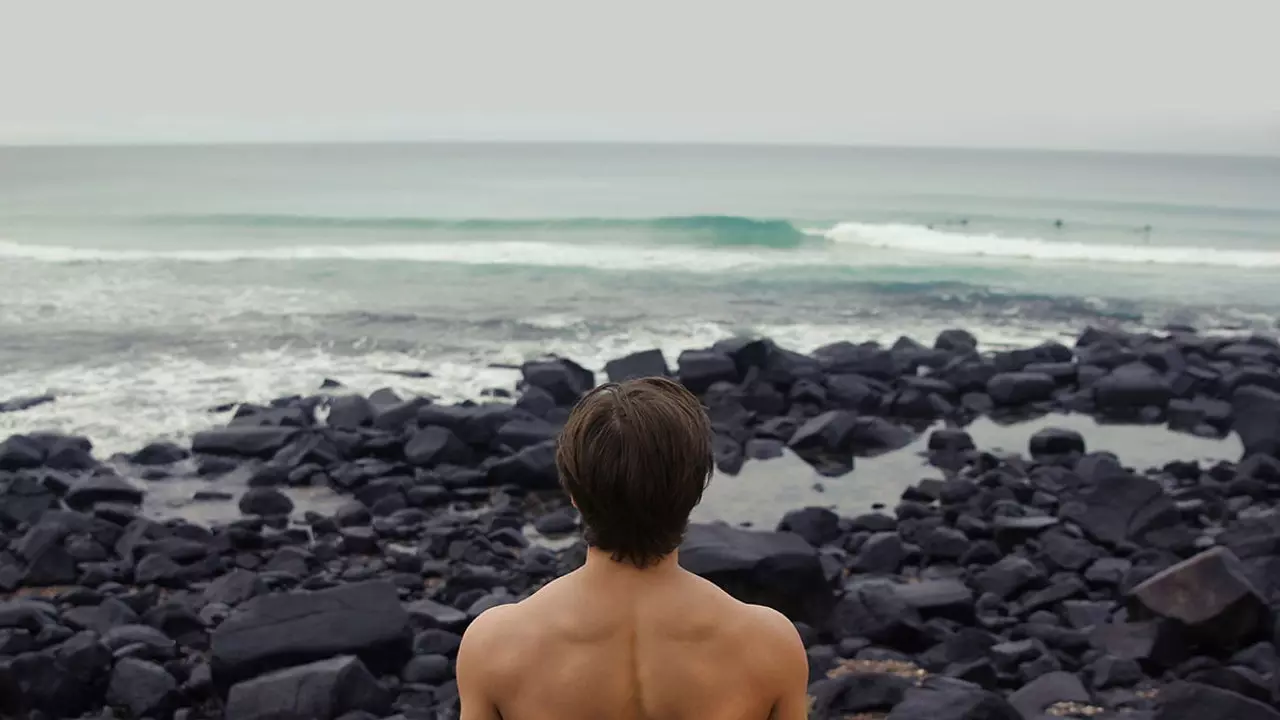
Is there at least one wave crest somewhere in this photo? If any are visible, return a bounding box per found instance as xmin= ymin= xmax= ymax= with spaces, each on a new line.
xmin=823 ymin=222 xmax=1280 ymax=268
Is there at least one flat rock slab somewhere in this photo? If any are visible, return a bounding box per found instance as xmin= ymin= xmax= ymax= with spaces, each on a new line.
xmin=210 ymin=579 xmax=411 ymax=688
xmin=225 ymin=655 xmax=390 ymax=720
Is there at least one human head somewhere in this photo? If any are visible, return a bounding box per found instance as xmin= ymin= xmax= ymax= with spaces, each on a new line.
xmin=556 ymin=377 xmax=713 ymax=568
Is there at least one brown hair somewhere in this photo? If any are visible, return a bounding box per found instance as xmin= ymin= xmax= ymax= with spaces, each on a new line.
xmin=556 ymin=377 xmax=714 ymax=568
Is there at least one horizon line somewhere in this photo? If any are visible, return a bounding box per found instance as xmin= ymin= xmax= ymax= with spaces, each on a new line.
xmin=1 ymin=137 xmax=1277 ymax=161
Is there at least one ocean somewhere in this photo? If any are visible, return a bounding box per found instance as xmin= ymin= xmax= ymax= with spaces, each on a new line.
xmin=2 ymin=143 xmax=1278 ymax=456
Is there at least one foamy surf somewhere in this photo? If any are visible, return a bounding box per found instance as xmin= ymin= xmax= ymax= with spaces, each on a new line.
xmin=822 ymin=222 xmax=1280 ymax=269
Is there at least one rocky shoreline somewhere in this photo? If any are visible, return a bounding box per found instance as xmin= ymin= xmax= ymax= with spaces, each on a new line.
xmin=3 ymin=326 xmax=1280 ymax=719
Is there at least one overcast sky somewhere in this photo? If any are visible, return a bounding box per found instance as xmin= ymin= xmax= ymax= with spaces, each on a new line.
xmin=1 ymin=0 xmax=1277 ymax=154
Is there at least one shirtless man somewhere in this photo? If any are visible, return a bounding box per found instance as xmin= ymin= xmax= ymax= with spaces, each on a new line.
xmin=457 ymin=377 xmax=810 ymax=720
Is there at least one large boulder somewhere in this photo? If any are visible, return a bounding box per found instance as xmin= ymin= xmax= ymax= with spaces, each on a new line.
xmin=986 ymin=372 xmax=1056 ymax=406
xmin=485 ymin=439 xmax=559 ymax=490
xmin=676 ymin=350 xmax=739 ymax=394
xmin=404 ymin=426 xmax=473 ymax=467
xmin=1233 ymin=385 xmax=1280 ymax=459
xmin=1094 ymin=362 xmax=1175 ymax=412
xmin=210 ymin=580 xmax=411 ymax=687
xmin=1154 ymin=681 xmax=1280 ymax=720
xmin=0 ymin=435 xmax=44 ymax=470
xmin=191 ymin=426 xmax=299 ymax=459
xmin=679 ymin=523 xmax=831 ymax=625
xmin=63 ymin=474 xmax=144 ymax=510
xmin=789 ymin=411 xmax=912 ymax=455
xmin=521 ymin=358 xmax=595 ymax=406
xmin=1061 ymin=472 xmax=1180 ymax=546
xmin=224 ymin=655 xmax=391 ymax=720
xmin=604 ymin=349 xmax=669 ymax=382
xmin=1127 ymin=547 xmax=1269 ymax=653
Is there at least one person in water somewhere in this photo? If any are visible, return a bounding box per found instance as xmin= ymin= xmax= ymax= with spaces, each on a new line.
xmin=457 ymin=377 xmax=810 ymax=719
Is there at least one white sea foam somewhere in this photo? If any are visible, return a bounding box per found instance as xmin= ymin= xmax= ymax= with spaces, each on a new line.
xmin=0 ymin=316 xmax=1075 ymax=457
xmin=822 ymin=222 xmax=1280 ymax=268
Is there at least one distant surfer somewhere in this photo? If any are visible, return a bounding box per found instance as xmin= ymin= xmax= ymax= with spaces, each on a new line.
xmin=1142 ymin=224 xmax=1153 ymax=243
xmin=1053 ymin=219 xmax=1064 ymax=229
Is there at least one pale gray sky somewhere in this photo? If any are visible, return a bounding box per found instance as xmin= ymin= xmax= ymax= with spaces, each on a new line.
xmin=1 ymin=0 xmax=1278 ymax=153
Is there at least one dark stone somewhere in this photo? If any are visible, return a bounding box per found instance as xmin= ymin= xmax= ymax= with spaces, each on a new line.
xmin=404 ymin=426 xmax=473 ymax=467
xmin=929 ymin=428 xmax=975 ymax=453
xmin=987 ymin=372 xmax=1056 ymax=405
xmin=1095 ymin=363 xmax=1175 ymax=411
xmin=809 ymin=671 xmax=911 ymax=716
xmin=777 ymin=507 xmax=841 ymax=547
xmin=533 ymin=508 xmax=577 ymax=535
xmin=886 ymin=676 xmax=1021 ymax=720
xmin=921 ymin=526 xmax=969 ymax=561
xmin=829 ymin=582 xmax=926 ymax=651
xmin=1233 ymin=385 xmax=1280 ymax=459
xmin=0 ymin=474 xmax=58 ymax=527
xmin=210 ymin=579 xmax=412 ymax=687
xmin=238 ymin=487 xmax=294 ymax=517
xmin=404 ymin=598 xmax=469 ymax=633
xmin=1039 ymin=529 xmax=1101 ymax=572
xmin=972 ymin=556 xmax=1044 ymax=600
xmin=485 ymin=440 xmax=558 ymax=490
xmin=521 ymin=358 xmax=595 ymax=406
xmin=0 ymin=435 xmax=44 ymax=470
xmin=1153 ymin=681 xmax=1280 ymax=720
xmin=191 ymin=426 xmax=299 ymax=458
xmin=327 ymin=395 xmax=375 ymax=429
xmin=1008 ymin=671 xmax=1091 ymax=719
xmin=106 ymin=657 xmax=177 ymax=718
xmin=852 ymin=532 xmax=907 ymax=575
xmin=402 ymin=654 xmax=452 ymax=684
xmin=1087 ymin=654 xmax=1144 ymax=689
xmin=0 ymin=394 xmax=55 ymax=413
xmin=893 ymin=579 xmax=974 ymax=622
xmin=604 ymin=349 xmax=669 ymax=382
xmin=494 ymin=418 xmax=558 ymax=452
xmin=744 ymin=437 xmax=786 ymax=460
xmin=1029 ymin=428 xmax=1086 ymax=457
xmin=225 ymin=655 xmax=391 ymax=720
xmin=680 ymin=523 xmax=831 ymax=625
xmin=64 ymin=474 xmax=144 ymax=510
xmin=204 ymin=568 xmax=266 ymax=606
xmin=130 ymin=442 xmax=190 ymax=466
xmin=1128 ymin=547 xmax=1269 ymax=654
xmin=1062 ymin=472 xmax=1180 ymax=546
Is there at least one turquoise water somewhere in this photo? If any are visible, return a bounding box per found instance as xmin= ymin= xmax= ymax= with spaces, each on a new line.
xmin=1 ymin=143 xmax=1278 ymax=453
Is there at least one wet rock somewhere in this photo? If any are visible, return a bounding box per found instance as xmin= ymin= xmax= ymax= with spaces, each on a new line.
xmin=1008 ymin=670 xmax=1091 ymax=719
xmin=192 ymin=426 xmax=299 ymax=459
xmin=1233 ymin=385 xmax=1280 ymax=459
xmin=852 ymin=532 xmax=907 ymax=574
xmin=130 ymin=441 xmax=190 ymax=466
xmin=225 ymin=655 xmax=391 ymax=720
xmin=404 ymin=426 xmax=473 ymax=467
xmin=1154 ymin=680 xmax=1280 ymax=720
xmin=64 ymin=474 xmax=144 ymax=510
xmin=210 ymin=579 xmax=412 ymax=687
xmin=604 ymin=349 xmax=669 ymax=382
xmin=106 ymin=657 xmax=177 ymax=718
xmin=485 ymin=440 xmax=558 ymax=490
xmin=680 ymin=523 xmax=830 ymax=625
xmin=521 ymin=358 xmax=595 ymax=406
xmin=1062 ymin=472 xmax=1179 ymax=546
xmin=1128 ymin=547 xmax=1269 ymax=653
xmin=0 ymin=435 xmax=44 ymax=470
xmin=1029 ymin=427 xmax=1086 ymax=457
xmin=238 ymin=487 xmax=294 ymax=517
xmin=777 ymin=507 xmax=841 ymax=547
xmin=987 ymin=372 xmax=1056 ymax=406
xmin=1095 ymin=362 xmax=1175 ymax=412
xmin=886 ymin=676 xmax=1020 ymax=720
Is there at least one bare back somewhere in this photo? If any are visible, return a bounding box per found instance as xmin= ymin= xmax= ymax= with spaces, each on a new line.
xmin=457 ymin=556 xmax=809 ymax=720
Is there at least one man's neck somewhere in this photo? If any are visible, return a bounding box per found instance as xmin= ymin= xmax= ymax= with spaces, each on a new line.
xmin=581 ymin=546 xmax=683 ymax=578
